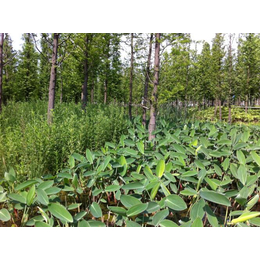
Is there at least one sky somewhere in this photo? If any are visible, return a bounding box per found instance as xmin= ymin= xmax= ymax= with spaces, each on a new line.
xmin=8 ymin=33 xmax=218 ymax=52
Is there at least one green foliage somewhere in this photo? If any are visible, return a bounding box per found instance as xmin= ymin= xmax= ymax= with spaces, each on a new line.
xmin=1 ymin=118 xmax=260 ymax=227
xmin=0 ymin=101 xmax=128 ymax=178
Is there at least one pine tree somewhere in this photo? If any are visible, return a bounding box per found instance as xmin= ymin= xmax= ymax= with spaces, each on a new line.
xmin=16 ymin=33 xmax=39 ymax=101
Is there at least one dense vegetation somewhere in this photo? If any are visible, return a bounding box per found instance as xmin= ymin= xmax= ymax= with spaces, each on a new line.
xmin=1 ymin=33 xmax=260 ymax=227
xmin=1 ymin=119 xmax=260 ymax=227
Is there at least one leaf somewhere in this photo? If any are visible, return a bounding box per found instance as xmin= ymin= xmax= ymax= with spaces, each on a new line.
xmin=152 ymin=209 xmax=169 ymax=226
xmin=48 ymin=203 xmax=73 ymax=223
xmin=200 ymin=190 xmax=231 ymax=207
xmin=74 ymin=211 xmax=87 ymax=222
xmin=120 ymin=195 xmax=141 ymax=208
xmin=160 ymin=183 xmax=171 ymax=196
xmin=86 ymin=149 xmax=93 ymax=164
xmin=37 ymin=181 xmax=54 ymax=191
xmin=0 ymin=208 xmax=11 ymax=222
xmin=126 ymin=203 xmax=148 ymax=217
xmin=8 ymin=193 xmax=26 ymax=204
xmin=237 ymin=165 xmax=247 ymax=185
xmin=108 ymin=206 xmax=127 ymax=216
xmin=68 ymin=203 xmax=82 ymax=210
xmin=122 ymin=182 xmax=144 ymax=190
xmin=45 ymin=187 xmax=61 ymax=195
xmin=137 ymin=141 xmax=144 ymax=154
xmin=180 ymin=188 xmax=197 ymax=196
xmin=15 ymin=180 xmax=38 ymax=191
xmin=146 ymin=202 xmax=160 ymax=213
xmin=191 ymin=217 xmax=203 ymax=227
xmin=159 ymin=219 xmax=178 ymax=227
xmin=105 ymin=185 xmax=121 ymax=192
xmin=190 ymin=199 xmax=205 ymax=221
xmin=251 ymin=151 xmax=260 ymax=167
xmin=35 ymin=221 xmax=51 ymax=227
xmin=165 ymin=194 xmax=187 ymax=211
xmin=36 ymin=188 xmax=49 ymax=206
xmin=156 ymin=159 xmax=165 ymax=178
xmin=78 ymin=220 xmax=105 ymax=227
xmin=143 ymin=165 xmax=154 ymax=180
xmin=237 ymin=150 xmax=246 ymax=165
xmin=150 ymin=182 xmax=160 ymax=200
xmin=26 ymin=185 xmax=35 ymax=206
xmin=231 ymin=211 xmax=260 ymax=224
xmin=90 ymin=202 xmax=102 ymax=218
xmin=124 ymin=148 xmax=138 ymax=156
xmin=204 ymin=204 xmax=219 ymax=227
xmin=68 ymin=155 xmax=75 ymax=168
xmin=125 ymin=220 xmax=141 ymax=227
xmin=246 ymin=194 xmax=259 ymax=211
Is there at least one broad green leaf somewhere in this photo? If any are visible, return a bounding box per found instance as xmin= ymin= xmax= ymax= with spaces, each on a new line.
xmin=137 ymin=141 xmax=144 ymax=154
xmin=161 ymin=183 xmax=171 ymax=196
xmin=180 ymin=188 xmax=197 ymax=196
xmin=8 ymin=193 xmax=26 ymax=204
xmin=152 ymin=209 xmax=169 ymax=226
xmin=191 ymin=217 xmax=203 ymax=227
xmin=86 ymin=149 xmax=93 ymax=164
xmin=78 ymin=220 xmax=105 ymax=227
xmin=150 ymin=182 xmax=160 ymax=200
xmin=67 ymin=203 xmax=82 ymax=210
xmin=36 ymin=188 xmax=49 ymax=206
xmin=105 ymin=185 xmax=121 ymax=192
xmin=124 ymin=148 xmax=138 ymax=156
xmin=74 ymin=211 xmax=87 ymax=221
xmin=204 ymin=204 xmax=219 ymax=227
xmin=37 ymin=181 xmax=54 ymax=191
xmin=156 ymin=159 xmax=165 ymax=178
xmin=143 ymin=165 xmax=154 ymax=180
xmin=15 ymin=180 xmax=38 ymax=191
xmin=237 ymin=165 xmax=247 ymax=185
xmin=120 ymin=195 xmax=141 ymax=208
xmin=237 ymin=150 xmax=246 ymax=165
xmin=165 ymin=194 xmax=187 ymax=211
xmin=35 ymin=221 xmax=51 ymax=227
xmin=125 ymin=220 xmax=141 ymax=227
xmin=251 ymin=151 xmax=260 ymax=167
xmin=122 ymin=182 xmax=144 ymax=190
xmin=26 ymin=185 xmax=35 ymax=206
xmin=249 ymin=217 xmax=260 ymax=227
xmin=45 ymin=187 xmax=61 ymax=195
xmin=231 ymin=211 xmax=260 ymax=224
xmin=200 ymin=190 xmax=231 ymax=207
xmin=126 ymin=203 xmax=148 ymax=217
xmin=146 ymin=202 xmax=160 ymax=213
xmin=0 ymin=208 xmax=11 ymax=222
xmin=68 ymin=156 xmax=75 ymax=168
xmin=190 ymin=199 xmax=205 ymax=221
xmin=108 ymin=206 xmax=127 ymax=216
xmin=246 ymin=194 xmax=259 ymax=211
xmin=48 ymin=203 xmax=73 ymax=223
xmin=182 ymin=170 xmax=198 ymax=177
xmin=159 ymin=219 xmax=178 ymax=227
xmin=90 ymin=202 xmax=102 ymax=218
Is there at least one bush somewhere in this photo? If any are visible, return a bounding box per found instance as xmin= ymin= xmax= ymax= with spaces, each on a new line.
xmin=0 ymin=101 xmax=128 ymax=178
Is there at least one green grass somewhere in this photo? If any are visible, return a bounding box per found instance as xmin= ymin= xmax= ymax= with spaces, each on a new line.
xmin=0 ymin=101 xmax=128 ymax=178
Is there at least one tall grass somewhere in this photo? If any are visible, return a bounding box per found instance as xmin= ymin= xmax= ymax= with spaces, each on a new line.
xmin=0 ymin=101 xmax=128 ymax=178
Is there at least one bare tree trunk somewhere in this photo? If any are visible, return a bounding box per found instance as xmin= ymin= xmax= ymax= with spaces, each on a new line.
xmin=0 ymin=33 xmax=4 ymax=114
xmin=219 ymin=99 xmax=222 ymax=121
xmin=143 ymin=33 xmax=153 ymax=127
xmin=148 ymin=33 xmax=161 ymax=141
xmin=214 ymin=97 xmax=218 ymax=117
xmin=47 ymin=33 xmax=59 ymax=124
xmin=82 ymin=35 xmax=89 ymax=110
xmin=129 ymin=33 xmax=134 ymax=120
xmin=245 ymin=95 xmax=248 ymax=113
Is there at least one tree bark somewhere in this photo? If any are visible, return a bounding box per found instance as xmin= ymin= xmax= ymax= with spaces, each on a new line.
xmin=219 ymin=99 xmax=222 ymax=121
xmin=0 ymin=33 xmax=4 ymax=114
xmin=91 ymin=80 xmax=94 ymax=104
xmin=129 ymin=33 xmax=134 ymax=121
xmin=148 ymin=33 xmax=161 ymax=141
xmin=82 ymin=34 xmax=89 ymax=110
xmin=143 ymin=33 xmax=153 ymax=127
xmin=47 ymin=33 xmax=59 ymax=124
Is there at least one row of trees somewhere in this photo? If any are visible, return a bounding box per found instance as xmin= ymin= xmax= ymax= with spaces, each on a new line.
xmin=1 ymin=33 xmax=260 ymax=127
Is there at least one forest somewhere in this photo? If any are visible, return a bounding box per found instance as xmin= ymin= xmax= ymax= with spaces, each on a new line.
xmin=1 ymin=33 xmax=260 ymax=227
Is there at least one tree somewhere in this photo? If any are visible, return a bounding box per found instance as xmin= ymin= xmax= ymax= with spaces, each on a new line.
xmin=211 ymin=33 xmax=225 ymax=120
xmin=143 ymin=33 xmax=153 ymax=126
xmin=148 ymin=33 xmax=161 ymax=141
xmin=47 ymin=33 xmax=59 ymax=124
xmin=129 ymin=33 xmax=134 ymax=120
xmin=16 ymin=33 xmax=39 ymax=101
xmin=0 ymin=33 xmax=4 ymax=113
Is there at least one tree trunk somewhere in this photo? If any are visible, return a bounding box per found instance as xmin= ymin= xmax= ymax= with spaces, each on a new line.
xmin=148 ymin=33 xmax=160 ymax=141
xmin=60 ymin=64 xmax=63 ymax=103
xmin=91 ymin=80 xmax=94 ymax=104
xmin=129 ymin=33 xmax=134 ymax=121
xmin=214 ymin=98 xmax=218 ymax=117
xmin=219 ymin=99 xmax=222 ymax=121
xmin=82 ymin=35 xmax=89 ymax=110
xmin=143 ymin=33 xmax=153 ymax=127
xmin=47 ymin=33 xmax=59 ymax=124
xmin=0 ymin=33 xmax=4 ymax=114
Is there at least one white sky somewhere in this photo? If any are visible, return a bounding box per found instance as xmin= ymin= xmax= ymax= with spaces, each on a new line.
xmin=8 ymin=33 xmax=218 ymax=53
